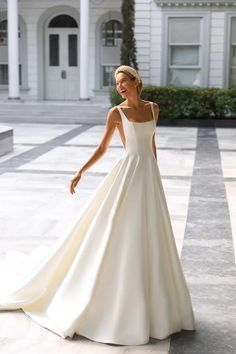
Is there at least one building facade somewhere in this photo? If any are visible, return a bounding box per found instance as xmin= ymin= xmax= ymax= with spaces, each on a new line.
xmin=0 ymin=0 xmax=236 ymax=101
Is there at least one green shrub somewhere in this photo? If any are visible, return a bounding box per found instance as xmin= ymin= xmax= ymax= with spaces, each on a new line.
xmin=213 ymin=89 xmax=236 ymax=118
xmin=109 ymin=86 xmax=236 ymax=119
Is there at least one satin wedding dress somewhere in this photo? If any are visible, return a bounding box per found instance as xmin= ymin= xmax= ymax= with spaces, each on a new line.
xmin=0 ymin=102 xmax=195 ymax=345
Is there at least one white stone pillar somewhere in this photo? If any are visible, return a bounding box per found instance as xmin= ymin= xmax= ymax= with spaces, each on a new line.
xmin=7 ymin=0 xmax=20 ymax=99
xmin=79 ymin=0 xmax=89 ymax=100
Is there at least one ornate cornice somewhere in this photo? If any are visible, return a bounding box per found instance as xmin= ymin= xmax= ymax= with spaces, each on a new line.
xmin=155 ymin=1 xmax=236 ymax=6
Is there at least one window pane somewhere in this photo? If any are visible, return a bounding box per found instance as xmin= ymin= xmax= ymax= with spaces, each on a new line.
xmin=230 ymin=68 xmax=236 ymax=87
xmin=0 ymin=64 xmax=22 ymax=85
xmin=68 ymin=34 xmax=77 ymax=66
xmin=49 ymin=15 xmax=78 ymax=28
xmin=0 ymin=31 xmax=7 ymax=46
xmin=232 ymin=46 xmax=236 ymax=66
xmin=0 ymin=64 xmax=8 ymax=84
xmin=102 ymin=22 xmax=114 ymax=46
xmin=231 ymin=20 xmax=236 ymax=87
xmin=102 ymin=66 xmax=116 ymax=87
xmin=171 ymin=46 xmax=199 ymax=66
xmin=0 ymin=20 xmax=7 ymax=46
xmin=169 ymin=18 xmax=201 ymax=44
xmin=168 ymin=68 xmax=201 ymax=87
xmin=49 ymin=34 xmax=59 ymax=66
xmin=231 ymin=18 xmax=236 ymax=43
xmin=0 ymin=19 xmax=21 ymax=46
xmin=102 ymin=20 xmax=122 ymax=47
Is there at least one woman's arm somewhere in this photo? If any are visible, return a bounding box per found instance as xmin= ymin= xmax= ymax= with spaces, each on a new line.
xmin=152 ymin=103 xmax=159 ymax=161
xmin=70 ymin=107 xmax=119 ymax=194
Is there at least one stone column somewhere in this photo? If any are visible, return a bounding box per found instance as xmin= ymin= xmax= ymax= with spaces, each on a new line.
xmin=79 ymin=0 xmax=89 ymax=100
xmin=7 ymin=0 xmax=20 ymax=99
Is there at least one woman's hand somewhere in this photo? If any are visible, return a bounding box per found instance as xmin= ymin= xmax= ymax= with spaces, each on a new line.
xmin=70 ymin=173 xmax=81 ymax=195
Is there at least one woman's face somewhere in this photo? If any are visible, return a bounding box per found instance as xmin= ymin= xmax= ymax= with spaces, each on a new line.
xmin=115 ymin=72 xmax=138 ymax=99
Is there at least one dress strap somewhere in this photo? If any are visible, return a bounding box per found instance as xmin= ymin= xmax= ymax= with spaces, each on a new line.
xmin=116 ymin=105 xmax=122 ymax=114
xmin=116 ymin=105 xmax=127 ymax=123
xmin=150 ymin=102 xmax=155 ymax=121
xmin=116 ymin=105 xmax=124 ymax=120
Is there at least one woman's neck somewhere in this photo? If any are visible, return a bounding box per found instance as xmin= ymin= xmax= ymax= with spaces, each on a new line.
xmin=125 ymin=96 xmax=143 ymax=109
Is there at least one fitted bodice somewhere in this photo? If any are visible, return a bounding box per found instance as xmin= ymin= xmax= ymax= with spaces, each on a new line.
xmin=116 ymin=105 xmax=156 ymax=158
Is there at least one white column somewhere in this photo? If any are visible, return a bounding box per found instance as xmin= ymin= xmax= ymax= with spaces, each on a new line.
xmin=7 ymin=0 xmax=20 ymax=99
xmin=79 ymin=0 xmax=89 ymax=100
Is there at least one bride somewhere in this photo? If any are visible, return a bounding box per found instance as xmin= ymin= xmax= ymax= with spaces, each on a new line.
xmin=0 ymin=65 xmax=195 ymax=345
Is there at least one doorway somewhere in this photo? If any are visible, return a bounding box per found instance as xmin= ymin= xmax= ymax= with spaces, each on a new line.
xmin=45 ymin=14 xmax=79 ymax=100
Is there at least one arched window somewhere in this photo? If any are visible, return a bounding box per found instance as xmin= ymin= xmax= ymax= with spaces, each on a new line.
xmin=48 ymin=15 xmax=78 ymax=28
xmin=100 ymin=19 xmax=122 ymax=87
xmin=102 ymin=20 xmax=122 ymax=47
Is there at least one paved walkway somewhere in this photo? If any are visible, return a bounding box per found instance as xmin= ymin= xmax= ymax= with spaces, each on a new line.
xmin=0 ymin=103 xmax=236 ymax=353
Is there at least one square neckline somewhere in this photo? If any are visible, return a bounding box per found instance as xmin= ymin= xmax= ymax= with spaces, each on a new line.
xmin=117 ymin=102 xmax=155 ymax=124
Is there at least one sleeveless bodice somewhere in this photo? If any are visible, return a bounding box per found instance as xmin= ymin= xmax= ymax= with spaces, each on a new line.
xmin=116 ymin=105 xmax=156 ymax=158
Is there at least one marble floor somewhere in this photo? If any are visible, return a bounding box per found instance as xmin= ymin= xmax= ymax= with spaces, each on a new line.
xmin=0 ymin=104 xmax=235 ymax=353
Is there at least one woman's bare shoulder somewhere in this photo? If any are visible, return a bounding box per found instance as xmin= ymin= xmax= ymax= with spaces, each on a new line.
xmin=144 ymin=99 xmax=159 ymax=106
xmin=152 ymin=101 xmax=159 ymax=108
xmin=106 ymin=106 xmax=122 ymax=125
xmin=152 ymin=102 xmax=159 ymax=112
xmin=143 ymin=100 xmax=159 ymax=108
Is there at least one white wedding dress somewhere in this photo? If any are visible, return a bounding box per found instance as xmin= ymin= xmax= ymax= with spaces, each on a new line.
xmin=0 ymin=102 xmax=195 ymax=345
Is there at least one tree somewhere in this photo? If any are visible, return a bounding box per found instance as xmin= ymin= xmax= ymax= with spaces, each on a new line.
xmin=120 ymin=0 xmax=138 ymax=70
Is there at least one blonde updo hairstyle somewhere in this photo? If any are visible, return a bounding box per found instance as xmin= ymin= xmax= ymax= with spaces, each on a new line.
xmin=114 ymin=65 xmax=143 ymax=96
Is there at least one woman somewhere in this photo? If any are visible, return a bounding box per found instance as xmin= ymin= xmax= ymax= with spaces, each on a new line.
xmin=0 ymin=65 xmax=195 ymax=345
